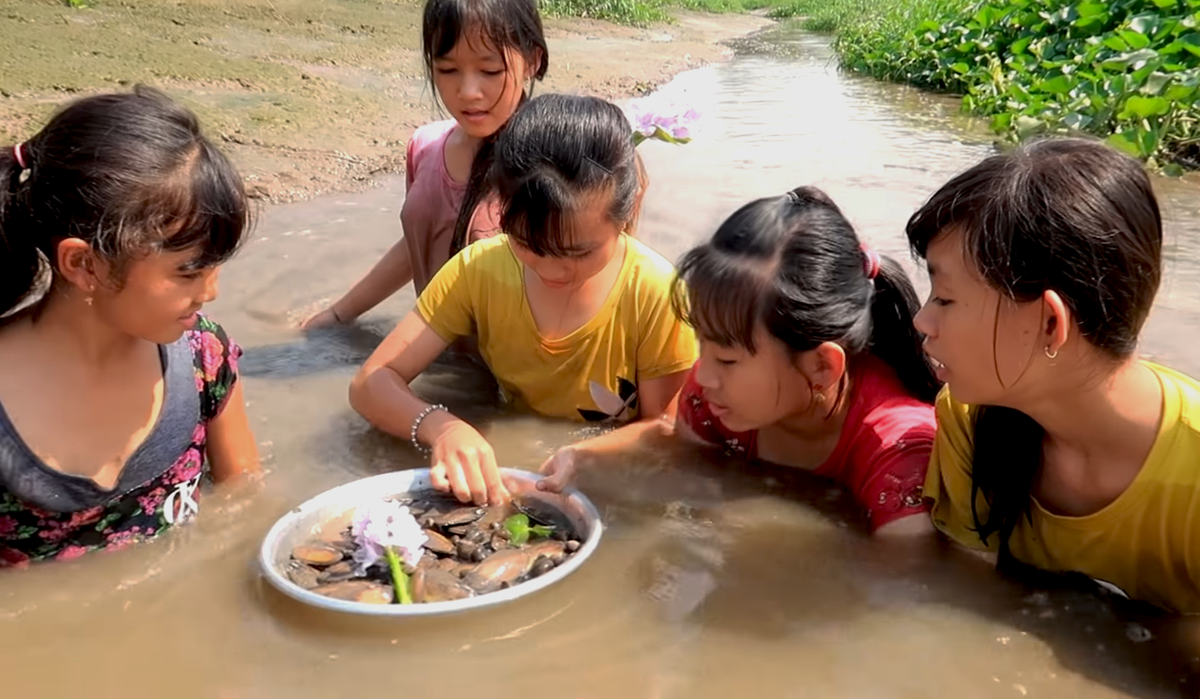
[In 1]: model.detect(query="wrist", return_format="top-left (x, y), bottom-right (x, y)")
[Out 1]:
top-left (329, 302), bottom-right (353, 324)
top-left (412, 406), bottom-right (455, 452)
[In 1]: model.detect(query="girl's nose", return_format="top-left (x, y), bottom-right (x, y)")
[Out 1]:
top-left (200, 269), bottom-right (220, 304)
top-left (913, 302), bottom-right (936, 339)
top-left (694, 354), bottom-right (719, 390)
top-left (458, 72), bottom-right (485, 101)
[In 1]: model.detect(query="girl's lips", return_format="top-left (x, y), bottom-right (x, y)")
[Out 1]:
top-left (707, 401), bottom-right (730, 418)
top-left (929, 356), bottom-right (948, 381)
top-left (460, 110), bottom-right (490, 123)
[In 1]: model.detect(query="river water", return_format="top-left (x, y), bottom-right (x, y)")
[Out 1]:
top-left (4, 23), bottom-right (1200, 699)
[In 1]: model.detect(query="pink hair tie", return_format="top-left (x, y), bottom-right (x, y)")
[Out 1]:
top-left (13, 143), bottom-right (26, 169)
top-left (861, 244), bottom-right (881, 281)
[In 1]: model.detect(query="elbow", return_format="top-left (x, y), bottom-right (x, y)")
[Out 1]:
top-left (348, 367), bottom-right (375, 421)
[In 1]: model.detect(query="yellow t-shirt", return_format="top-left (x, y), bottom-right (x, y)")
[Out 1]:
top-left (925, 362), bottom-right (1200, 612)
top-left (416, 234), bottom-right (698, 422)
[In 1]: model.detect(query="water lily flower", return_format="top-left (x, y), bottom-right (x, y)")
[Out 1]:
top-left (350, 498), bottom-right (427, 603)
top-left (624, 88), bottom-right (702, 147)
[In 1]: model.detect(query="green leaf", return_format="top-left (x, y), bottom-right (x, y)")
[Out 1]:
top-left (504, 513), bottom-right (531, 546)
top-left (1149, 0), bottom-right (1178, 8)
top-left (1120, 95), bottom-right (1171, 119)
top-left (1103, 36), bottom-right (1130, 52)
top-left (1106, 130), bottom-right (1146, 157)
top-left (951, 62), bottom-right (970, 74)
top-left (1118, 30), bottom-right (1151, 50)
top-left (1039, 75), bottom-right (1074, 94)
top-left (1076, 1), bottom-right (1108, 17)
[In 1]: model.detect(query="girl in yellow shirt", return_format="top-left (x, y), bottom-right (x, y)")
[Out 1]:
top-left (350, 93), bottom-right (697, 507)
top-left (909, 138), bottom-right (1200, 613)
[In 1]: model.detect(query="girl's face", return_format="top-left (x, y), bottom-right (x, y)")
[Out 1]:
top-left (93, 248), bottom-right (221, 344)
top-left (508, 193), bottom-right (625, 291)
top-left (433, 32), bottom-right (534, 140)
top-left (914, 230), bottom-right (1050, 406)
top-left (692, 325), bottom-right (817, 433)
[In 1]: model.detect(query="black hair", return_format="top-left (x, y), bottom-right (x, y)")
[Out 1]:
top-left (905, 137), bottom-right (1162, 554)
top-left (673, 185), bottom-right (941, 405)
top-left (489, 93), bottom-right (639, 257)
top-left (421, 0), bottom-right (549, 256)
top-left (0, 85), bottom-right (249, 317)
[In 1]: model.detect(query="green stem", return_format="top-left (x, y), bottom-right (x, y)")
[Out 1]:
top-left (384, 547), bottom-right (412, 605)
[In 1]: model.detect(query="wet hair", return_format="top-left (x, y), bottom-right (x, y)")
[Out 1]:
top-left (905, 137), bottom-right (1163, 555)
top-left (0, 85), bottom-right (249, 317)
top-left (673, 185), bottom-right (941, 406)
top-left (421, 0), bottom-right (549, 255)
top-left (489, 93), bottom-right (640, 257)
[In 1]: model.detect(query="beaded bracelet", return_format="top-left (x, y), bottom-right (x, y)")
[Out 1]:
top-left (410, 403), bottom-right (447, 456)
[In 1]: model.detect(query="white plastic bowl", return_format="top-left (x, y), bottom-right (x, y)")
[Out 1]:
top-left (258, 468), bottom-right (603, 616)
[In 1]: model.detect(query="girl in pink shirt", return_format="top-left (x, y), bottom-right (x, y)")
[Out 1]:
top-left (302, 0), bottom-right (548, 328)
top-left (540, 186), bottom-right (942, 535)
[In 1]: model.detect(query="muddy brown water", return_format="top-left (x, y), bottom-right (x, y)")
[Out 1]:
top-left (4, 25), bottom-right (1200, 699)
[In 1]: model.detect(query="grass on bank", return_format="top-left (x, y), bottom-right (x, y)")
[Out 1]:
top-left (765, 0), bottom-right (1200, 170)
top-left (540, 0), bottom-right (789, 25)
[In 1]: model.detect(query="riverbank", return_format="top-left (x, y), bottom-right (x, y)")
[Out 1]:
top-left (768, 0), bottom-right (1200, 172)
top-left (0, 0), bottom-right (770, 202)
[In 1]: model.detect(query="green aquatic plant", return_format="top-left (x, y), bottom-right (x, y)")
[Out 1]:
top-left (789, 0), bottom-right (1200, 169)
top-left (503, 513), bottom-right (554, 546)
top-left (840, 0), bottom-right (1200, 169)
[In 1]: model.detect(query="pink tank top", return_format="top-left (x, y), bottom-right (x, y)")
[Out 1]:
top-left (400, 120), bottom-right (503, 295)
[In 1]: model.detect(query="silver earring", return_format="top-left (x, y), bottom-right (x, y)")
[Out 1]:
top-left (1044, 345), bottom-right (1058, 360)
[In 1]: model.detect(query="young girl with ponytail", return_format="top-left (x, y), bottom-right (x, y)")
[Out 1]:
top-left (539, 186), bottom-right (941, 535)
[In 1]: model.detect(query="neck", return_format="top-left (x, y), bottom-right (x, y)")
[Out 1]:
top-left (1014, 358), bottom-right (1160, 462)
top-left (773, 374), bottom-right (851, 442)
top-left (26, 291), bottom-right (146, 370)
top-left (453, 125), bottom-right (485, 155)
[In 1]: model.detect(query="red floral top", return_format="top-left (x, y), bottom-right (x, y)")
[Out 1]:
top-left (0, 315), bottom-right (241, 567)
top-left (678, 355), bottom-right (935, 531)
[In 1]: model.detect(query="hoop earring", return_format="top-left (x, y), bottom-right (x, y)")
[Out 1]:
top-left (1044, 345), bottom-right (1058, 360)
top-left (812, 385), bottom-right (825, 405)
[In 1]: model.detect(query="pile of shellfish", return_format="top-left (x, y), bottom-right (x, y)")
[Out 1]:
top-left (284, 493), bottom-right (582, 605)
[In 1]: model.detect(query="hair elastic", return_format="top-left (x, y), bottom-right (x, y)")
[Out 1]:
top-left (13, 143), bottom-right (26, 169)
top-left (861, 244), bottom-right (881, 280)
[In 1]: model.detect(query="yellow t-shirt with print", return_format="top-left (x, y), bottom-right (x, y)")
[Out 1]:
top-left (416, 234), bottom-right (698, 422)
top-left (925, 362), bottom-right (1200, 612)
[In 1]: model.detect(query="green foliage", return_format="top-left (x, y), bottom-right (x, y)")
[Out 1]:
top-left (503, 514), bottom-right (554, 546)
top-left (811, 0), bottom-right (1200, 169)
top-left (540, 0), bottom-right (670, 25)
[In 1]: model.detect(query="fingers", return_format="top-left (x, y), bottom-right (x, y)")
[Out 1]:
top-left (430, 462), bottom-right (451, 491)
top-left (536, 450), bottom-right (575, 493)
top-left (480, 450), bottom-right (510, 506)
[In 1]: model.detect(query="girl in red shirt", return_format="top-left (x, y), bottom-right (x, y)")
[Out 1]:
top-left (539, 186), bottom-right (941, 534)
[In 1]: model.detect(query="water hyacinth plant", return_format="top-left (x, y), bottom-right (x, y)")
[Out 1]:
top-left (503, 513), bottom-right (555, 546)
top-left (624, 88), bottom-right (704, 146)
top-left (351, 499), bottom-right (428, 604)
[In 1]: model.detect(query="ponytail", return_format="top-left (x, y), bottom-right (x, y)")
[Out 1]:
top-left (448, 133), bottom-right (498, 257)
top-left (867, 255), bottom-right (941, 403)
top-left (674, 185), bottom-right (942, 407)
top-left (0, 144), bottom-right (42, 318)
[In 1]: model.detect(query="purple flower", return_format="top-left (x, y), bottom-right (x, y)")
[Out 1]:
top-left (350, 499), bottom-right (427, 574)
top-left (623, 88), bottom-right (702, 145)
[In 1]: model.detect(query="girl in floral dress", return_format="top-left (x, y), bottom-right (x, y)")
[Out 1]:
top-left (0, 86), bottom-right (259, 566)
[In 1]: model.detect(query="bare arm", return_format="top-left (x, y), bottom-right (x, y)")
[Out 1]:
top-left (205, 381), bottom-right (261, 483)
top-left (349, 310), bottom-right (508, 505)
top-left (874, 513), bottom-right (936, 536)
top-left (349, 310), bottom-right (451, 439)
top-left (329, 240), bottom-right (415, 323)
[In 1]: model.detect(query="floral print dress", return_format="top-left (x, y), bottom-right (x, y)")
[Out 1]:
top-left (0, 315), bottom-right (241, 567)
